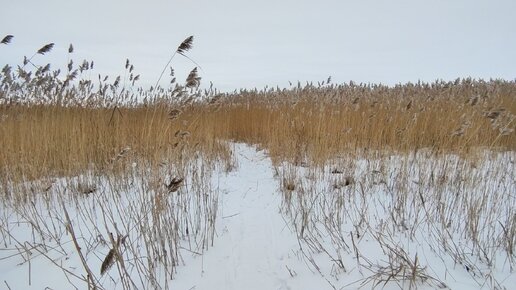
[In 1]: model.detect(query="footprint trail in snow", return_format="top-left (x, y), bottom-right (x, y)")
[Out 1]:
top-left (173, 143), bottom-right (330, 290)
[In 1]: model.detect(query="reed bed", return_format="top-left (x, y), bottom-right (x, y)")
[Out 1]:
top-left (203, 79), bottom-right (515, 165)
top-left (1, 34), bottom-right (515, 289)
top-left (2, 79), bottom-right (514, 189)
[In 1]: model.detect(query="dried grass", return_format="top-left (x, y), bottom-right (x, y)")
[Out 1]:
top-left (0, 36), bottom-right (514, 290)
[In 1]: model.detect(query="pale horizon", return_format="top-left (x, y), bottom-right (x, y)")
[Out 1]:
top-left (1, 0), bottom-right (515, 92)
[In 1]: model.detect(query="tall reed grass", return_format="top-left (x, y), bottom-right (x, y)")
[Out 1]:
top-left (202, 79), bottom-right (515, 165)
top-left (1, 35), bottom-right (515, 289)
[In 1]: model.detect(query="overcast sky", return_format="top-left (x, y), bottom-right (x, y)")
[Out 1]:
top-left (1, 0), bottom-right (515, 91)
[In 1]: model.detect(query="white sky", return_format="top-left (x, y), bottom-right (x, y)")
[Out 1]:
top-left (1, 0), bottom-right (515, 91)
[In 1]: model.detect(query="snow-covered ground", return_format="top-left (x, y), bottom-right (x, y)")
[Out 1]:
top-left (1, 143), bottom-right (514, 289)
top-left (172, 144), bottom-right (340, 290)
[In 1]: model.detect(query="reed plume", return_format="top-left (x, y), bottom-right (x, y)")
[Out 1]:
top-left (154, 36), bottom-right (195, 89)
top-left (186, 67), bottom-right (201, 88)
top-left (37, 43), bottom-right (54, 55)
top-left (100, 249), bottom-right (116, 275)
top-left (1, 35), bottom-right (13, 45)
top-left (177, 36), bottom-right (194, 55)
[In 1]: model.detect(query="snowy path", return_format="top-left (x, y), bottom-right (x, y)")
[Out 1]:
top-left (4, 143), bottom-right (511, 289)
top-left (0, 143), bottom-right (331, 290)
top-left (173, 144), bottom-right (329, 290)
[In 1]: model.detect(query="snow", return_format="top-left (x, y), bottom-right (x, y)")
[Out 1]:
top-left (0, 143), bottom-right (514, 289)
top-left (172, 144), bottom-right (332, 290)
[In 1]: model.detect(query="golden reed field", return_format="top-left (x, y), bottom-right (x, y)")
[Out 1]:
top-left (1, 75), bottom-right (514, 184)
top-left (1, 35), bottom-right (515, 290)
